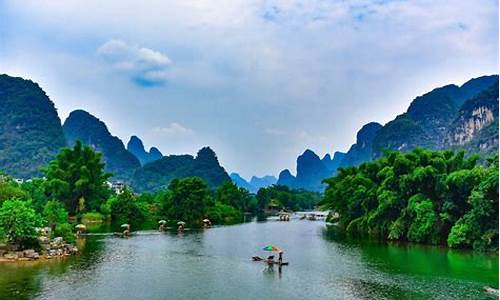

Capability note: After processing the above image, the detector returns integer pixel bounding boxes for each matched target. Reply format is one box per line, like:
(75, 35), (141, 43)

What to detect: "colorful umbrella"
(262, 244), (282, 252)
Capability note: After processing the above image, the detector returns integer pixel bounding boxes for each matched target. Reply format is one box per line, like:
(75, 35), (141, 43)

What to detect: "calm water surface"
(0, 219), (497, 299)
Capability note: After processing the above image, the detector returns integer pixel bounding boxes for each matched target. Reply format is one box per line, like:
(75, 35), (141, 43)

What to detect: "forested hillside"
(0, 74), (66, 178)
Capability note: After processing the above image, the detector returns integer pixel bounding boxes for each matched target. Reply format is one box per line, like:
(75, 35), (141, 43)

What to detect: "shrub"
(0, 199), (44, 248)
(81, 211), (105, 223)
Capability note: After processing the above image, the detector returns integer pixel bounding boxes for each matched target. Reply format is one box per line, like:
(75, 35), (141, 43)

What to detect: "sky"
(0, 0), (498, 179)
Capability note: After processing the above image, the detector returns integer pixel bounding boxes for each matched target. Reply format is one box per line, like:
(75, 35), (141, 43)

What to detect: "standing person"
(278, 251), (283, 265)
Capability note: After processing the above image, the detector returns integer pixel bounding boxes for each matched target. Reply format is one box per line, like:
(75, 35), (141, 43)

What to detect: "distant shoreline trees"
(0, 140), (322, 249)
(1, 142), (496, 252)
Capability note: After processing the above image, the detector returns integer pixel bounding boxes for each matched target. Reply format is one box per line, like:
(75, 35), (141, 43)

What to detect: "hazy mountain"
(127, 135), (163, 166)
(321, 151), (346, 172)
(63, 110), (141, 180)
(249, 175), (277, 190)
(339, 122), (382, 168)
(0, 74), (67, 178)
(294, 149), (331, 191)
(131, 146), (231, 192)
(277, 149), (331, 192)
(277, 169), (296, 188)
(230, 173), (254, 191)
(230, 173), (276, 193)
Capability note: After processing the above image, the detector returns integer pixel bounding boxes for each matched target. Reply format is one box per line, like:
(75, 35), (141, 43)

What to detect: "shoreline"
(0, 253), (76, 263)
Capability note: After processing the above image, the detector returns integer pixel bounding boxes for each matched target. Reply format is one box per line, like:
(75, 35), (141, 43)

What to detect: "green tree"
(0, 199), (44, 248)
(44, 140), (111, 214)
(20, 179), (48, 213)
(43, 200), (69, 230)
(166, 177), (210, 226)
(448, 157), (498, 250)
(0, 177), (28, 205)
(106, 188), (147, 225)
(207, 202), (243, 225)
(321, 148), (498, 250)
(216, 181), (252, 211)
(406, 194), (438, 243)
(256, 184), (321, 212)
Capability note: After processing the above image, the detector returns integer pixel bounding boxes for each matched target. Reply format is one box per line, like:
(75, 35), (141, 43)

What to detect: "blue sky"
(1, 0), (498, 179)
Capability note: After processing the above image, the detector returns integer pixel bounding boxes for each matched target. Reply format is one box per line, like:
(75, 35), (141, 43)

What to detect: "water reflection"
(322, 224), (498, 285)
(0, 220), (497, 300)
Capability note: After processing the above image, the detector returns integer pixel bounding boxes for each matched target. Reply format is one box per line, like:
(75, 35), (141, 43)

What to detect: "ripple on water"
(0, 220), (496, 300)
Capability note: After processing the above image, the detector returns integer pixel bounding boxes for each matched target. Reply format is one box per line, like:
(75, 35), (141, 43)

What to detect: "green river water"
(0, 219), (497, 299)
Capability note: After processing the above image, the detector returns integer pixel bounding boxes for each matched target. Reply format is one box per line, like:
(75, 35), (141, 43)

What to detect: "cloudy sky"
(1, 0), (498, 179)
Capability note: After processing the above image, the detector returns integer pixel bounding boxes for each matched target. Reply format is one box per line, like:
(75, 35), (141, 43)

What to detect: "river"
(0, 219), (497, 299)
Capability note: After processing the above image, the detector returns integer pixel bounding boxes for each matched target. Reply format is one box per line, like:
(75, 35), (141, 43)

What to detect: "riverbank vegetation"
(0, 141), (319, 250)
(321, 148), (498, 251)
(256, 185), (321, 211)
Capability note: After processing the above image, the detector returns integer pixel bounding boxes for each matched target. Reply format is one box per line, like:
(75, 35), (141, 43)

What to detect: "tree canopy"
(43, 140), (111, 214)
(0, 199), (44, 247)
(321, 148), (498, 250)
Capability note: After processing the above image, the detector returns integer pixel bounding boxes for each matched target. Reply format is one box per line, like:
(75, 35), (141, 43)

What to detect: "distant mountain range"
(276, 149), (330, 191)
(229, 173), (277, 193)
(127, 136), (163, 166)
(63, 110), (142, 181)
(1, 73), (497, 193)
(372, 75), (499, 158)
(132, 147), (230, 192)
(0, 74), (232, 192)
(63, 111), (231, 191)
(273, 75), (499, 192)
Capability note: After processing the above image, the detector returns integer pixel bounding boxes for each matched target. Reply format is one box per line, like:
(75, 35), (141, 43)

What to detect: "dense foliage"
(0, 199), (44, 247)
(321, 148), (498, 250)
(105, 189), (148, 225)
(256, 185), (322, 211)
(163, 177), (214, 226)
(43, 140), (112, 214)
(43, 200), (69, 230)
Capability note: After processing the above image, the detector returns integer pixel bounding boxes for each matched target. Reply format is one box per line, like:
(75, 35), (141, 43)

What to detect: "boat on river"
(252, 256), (289, 266)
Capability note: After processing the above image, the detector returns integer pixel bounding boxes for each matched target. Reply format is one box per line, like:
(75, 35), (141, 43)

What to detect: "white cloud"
(2, 0), (498, 177)
(152, 122), (194, 136)
(97, 39), (172, 86)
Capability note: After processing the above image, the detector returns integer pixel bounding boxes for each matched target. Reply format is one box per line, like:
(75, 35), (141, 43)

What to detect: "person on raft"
(123, 225), (131, 237)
